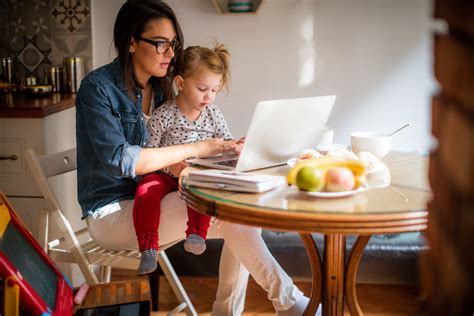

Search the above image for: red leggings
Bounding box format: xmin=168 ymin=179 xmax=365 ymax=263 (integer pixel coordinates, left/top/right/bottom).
xmin=133 ymin=173 xmax=211 ymax=252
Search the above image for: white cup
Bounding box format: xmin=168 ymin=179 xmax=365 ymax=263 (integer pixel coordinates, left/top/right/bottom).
xmin=350 ymin=131 xmax=391 ymax=158
xmin=317 ymin=127 xmax=334 ymax=151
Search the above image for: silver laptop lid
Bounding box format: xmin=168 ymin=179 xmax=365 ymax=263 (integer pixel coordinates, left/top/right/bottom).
xmin=235 ymin=95 xmax=335 ymax=171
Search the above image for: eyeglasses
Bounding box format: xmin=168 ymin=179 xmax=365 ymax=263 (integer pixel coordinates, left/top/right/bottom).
xmin=136 ymin=35 xmax=179 ymax=54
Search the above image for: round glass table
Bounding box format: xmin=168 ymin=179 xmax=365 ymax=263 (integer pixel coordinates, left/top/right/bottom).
xmin=180 ymin=151 xmax=430 ymax=315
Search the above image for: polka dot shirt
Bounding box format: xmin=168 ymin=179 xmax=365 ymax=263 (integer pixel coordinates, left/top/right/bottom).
xmin=147 ymin=99 xmax=233 ymax=175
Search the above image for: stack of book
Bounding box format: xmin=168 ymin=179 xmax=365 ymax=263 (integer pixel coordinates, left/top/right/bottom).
xmin=187 ymin=169 xmax=286 ymax=193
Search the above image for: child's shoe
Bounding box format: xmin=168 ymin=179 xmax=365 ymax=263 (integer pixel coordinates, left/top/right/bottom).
xmin=183 ymin=234 xmax=206 ymax=255
xmin=138 ymin=249 xmax=157 ymax=274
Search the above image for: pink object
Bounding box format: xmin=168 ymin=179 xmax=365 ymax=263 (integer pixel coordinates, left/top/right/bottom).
xmin=325 ymin=167 xmax=355 ymax=192
xmin=74 ymin=283 xmax=89 ymax=305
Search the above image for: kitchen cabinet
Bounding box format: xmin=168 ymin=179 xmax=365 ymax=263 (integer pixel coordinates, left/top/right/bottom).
xmin=0 ymin=92 xmax=82 ymax=243
xmin=1 ymin=92 xmax=86 ymax=286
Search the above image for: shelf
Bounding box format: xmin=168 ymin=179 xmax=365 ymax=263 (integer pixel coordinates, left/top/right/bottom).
xmin=212 ymin=0 xmax=264 ymax=15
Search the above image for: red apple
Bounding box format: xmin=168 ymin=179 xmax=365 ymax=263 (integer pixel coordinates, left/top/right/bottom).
xmin=325 ymin=167 xmax=355 ymax=192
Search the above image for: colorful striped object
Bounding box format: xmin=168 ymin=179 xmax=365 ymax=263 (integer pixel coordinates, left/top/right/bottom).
xmin=228 ymin=0 xmax=253 ymax=12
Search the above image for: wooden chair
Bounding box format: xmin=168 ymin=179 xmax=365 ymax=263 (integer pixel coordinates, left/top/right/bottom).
xmin=25 ymin=148 xmax=197 ymax=315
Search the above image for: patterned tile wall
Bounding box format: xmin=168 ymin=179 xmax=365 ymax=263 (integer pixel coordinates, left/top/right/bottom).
xmin=0 ymin=0 xmax=91 ymax=83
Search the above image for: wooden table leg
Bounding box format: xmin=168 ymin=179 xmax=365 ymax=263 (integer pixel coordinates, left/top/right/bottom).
xmin=299 ymin=233 xmax=322 ymax=315
xmin=345 ymin=235 xmax=371 ymax=316
xmin=323 ymin=234 xmax=346 ymax=316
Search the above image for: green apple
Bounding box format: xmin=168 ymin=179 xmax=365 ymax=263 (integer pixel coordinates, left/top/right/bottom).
xmin=296 ymin=166 xmax=326 ymax=192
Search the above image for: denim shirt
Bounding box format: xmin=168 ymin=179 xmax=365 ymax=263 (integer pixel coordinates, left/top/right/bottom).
xmin=76 ymin=58 xmax=164 ymax=217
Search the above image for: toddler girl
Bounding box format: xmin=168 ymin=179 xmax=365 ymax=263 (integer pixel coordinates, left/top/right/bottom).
xmin=133 ymin=43 xmax=240 ymax=274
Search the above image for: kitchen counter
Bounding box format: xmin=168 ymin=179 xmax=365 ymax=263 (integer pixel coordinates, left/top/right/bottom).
xmin=0 ymin=92 xmax=76 ymax=118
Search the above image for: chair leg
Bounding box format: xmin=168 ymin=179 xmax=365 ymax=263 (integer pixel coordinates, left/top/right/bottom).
xmin=77 ymin=262 xmax=100 ymax=285
xmin=99 ymin=266 xmax=112 ymax=283
xmin=38 ymin=206 xmax=49 ymax=252
xmin=149 ymin=270 xmax=160 ymax=311
xmin=157 ymin=251 xmax=197 ymax=316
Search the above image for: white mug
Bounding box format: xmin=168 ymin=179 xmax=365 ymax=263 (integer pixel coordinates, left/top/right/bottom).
xmin=317 ymin=127 xmax=334 ymax=150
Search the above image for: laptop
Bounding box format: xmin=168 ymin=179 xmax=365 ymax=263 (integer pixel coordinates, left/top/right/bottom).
xmin=187 ymin=95 xmax=335 ymax=172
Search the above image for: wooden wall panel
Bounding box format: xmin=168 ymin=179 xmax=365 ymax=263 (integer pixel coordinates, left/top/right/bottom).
xmin=425 ymin=1 xmax=474 ymax=314
xmin=435 ymin=96 xmax=473 ymax=196
xmin=434 ymin=35 xmax=474 ymax=112
xmin=434 ymin=0 xmax=474 ymax=36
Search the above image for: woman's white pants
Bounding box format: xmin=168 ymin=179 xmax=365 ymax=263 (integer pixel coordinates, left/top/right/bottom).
xmin=86 ymin=192 xmax=304 ymax=315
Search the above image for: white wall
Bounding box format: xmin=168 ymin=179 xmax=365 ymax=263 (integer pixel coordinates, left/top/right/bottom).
xmin=92 ymin=0 xmax=434 ymax=152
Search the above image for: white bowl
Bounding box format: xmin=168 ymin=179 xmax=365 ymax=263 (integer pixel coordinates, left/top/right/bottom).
xmin=350 ymin=131 xmax=391 ymax=158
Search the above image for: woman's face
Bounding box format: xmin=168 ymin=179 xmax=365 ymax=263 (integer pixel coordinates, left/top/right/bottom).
xmin=130 ymin=18 xmax=176 ymax=83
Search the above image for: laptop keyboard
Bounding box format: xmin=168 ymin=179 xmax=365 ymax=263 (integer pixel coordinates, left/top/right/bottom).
xmin=215 ymin=159 xmax=239 ymax=167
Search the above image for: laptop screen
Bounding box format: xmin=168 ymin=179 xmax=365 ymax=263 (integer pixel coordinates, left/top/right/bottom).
xmin=187 ymin=95 xmax=335 ymax=172
xmin=235 ymin=95 xmax=335 ymax=171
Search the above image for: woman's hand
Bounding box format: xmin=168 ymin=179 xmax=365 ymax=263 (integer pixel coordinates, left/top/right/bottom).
xmin=193 ymin=138 xmax=239 ymax=158
xmin=136 ymin=139 xmax=238 ymax=175
xmin=169 ymin=161 xmax=189 ymax=177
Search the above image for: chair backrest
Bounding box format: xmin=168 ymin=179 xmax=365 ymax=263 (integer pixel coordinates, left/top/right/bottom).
xmin=25 ymin=148 xmax=99 ymax=284
xmin=25 ymin=148 xmax=77 ymax=215
xmin=37 ymin=148 xmax=77 ymax=177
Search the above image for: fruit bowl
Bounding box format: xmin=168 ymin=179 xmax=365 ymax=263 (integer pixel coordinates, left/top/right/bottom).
xmin=299 ymin=185 xmax=367 ymax=198
xmin=288 ymin=157 xmax=367 ymax=198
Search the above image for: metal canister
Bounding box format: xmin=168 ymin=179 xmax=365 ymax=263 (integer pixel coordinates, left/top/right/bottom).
xmin=45 ymin=66 xmax=63 ymax=92
xmin=63 ymin=57 xmax=84 ymax=93
xmin=0 ymin=57 xmax=13 ymax=84
xmin=20 ymin=76 xmax=37 ymax=87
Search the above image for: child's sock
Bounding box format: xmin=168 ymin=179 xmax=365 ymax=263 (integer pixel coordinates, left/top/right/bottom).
xmin=138 ymin=249 xmax=158 ymax=275
xmin=183 ymin=234 xmax=206 ymax=255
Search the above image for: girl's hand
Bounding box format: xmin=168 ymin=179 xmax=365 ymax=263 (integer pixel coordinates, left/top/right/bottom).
xmin=169 ymin=161 xmax=189 ymax=177
xmin=193 ymin=138 xmax=238 ymax=158
xmin=234 ymin=137 xmax=246 ymax=155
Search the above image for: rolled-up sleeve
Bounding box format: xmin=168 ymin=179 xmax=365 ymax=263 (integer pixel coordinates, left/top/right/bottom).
xmin=121 ymin=143 xmax=141 ymax=178
xmin=76 ymin=78 xmax=141 ymax=178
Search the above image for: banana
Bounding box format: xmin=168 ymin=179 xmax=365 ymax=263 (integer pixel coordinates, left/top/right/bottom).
xmin=354 ymin=174 xmax=367 ymax=189
xmin=287 ymin=157 xmax=366 ymax=185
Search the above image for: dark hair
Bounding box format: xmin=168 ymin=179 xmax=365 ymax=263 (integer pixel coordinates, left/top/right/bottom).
xmin=113 ymin=0 xmax=184 ymax=101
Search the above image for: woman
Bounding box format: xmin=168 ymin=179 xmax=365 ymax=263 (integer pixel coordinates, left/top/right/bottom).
xmin=76 ymin=1 xmax=309 ymax=314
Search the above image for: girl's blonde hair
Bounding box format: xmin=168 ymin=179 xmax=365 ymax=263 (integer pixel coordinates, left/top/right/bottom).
xmin=178 ymin=42 xmax=230 ymax=92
